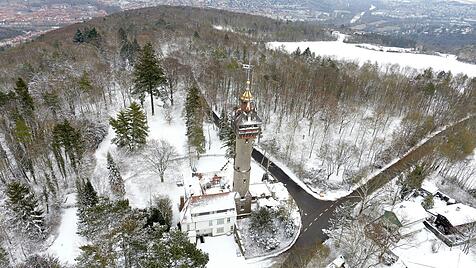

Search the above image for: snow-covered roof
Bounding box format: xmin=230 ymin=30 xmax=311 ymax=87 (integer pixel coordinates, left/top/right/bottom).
xmin=189 ymin=192 xmax=236 ymax=215
xmin=180 ymin=192 xmax=237 ymax=224
xmin=421 ymin=180 xmax=439 ymax=195
xmin=257 ymin=197 xmax=280 ymax=208
xmin=249 ymin=183 xmax=272 ymax=198
xmin=429 ymin=203 xmax=476 ymax=227
xmin=385 ymin=201 xmax=428 ymax=226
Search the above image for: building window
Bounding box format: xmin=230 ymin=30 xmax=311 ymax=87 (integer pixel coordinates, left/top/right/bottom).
xmin=217 ymin=218 xmax=224 ymax=225
xmin=217 ymin=227 xmax=224 ymax=234
xmin=227 ymin=217 xmax=231 ymax=223
xmin=240 ymin=205 xmax=244 ymax=211
xmin=243 ymin=179 xmax=247 ymax=184
xmin=209 ymin=220 xmax=213 ymax=226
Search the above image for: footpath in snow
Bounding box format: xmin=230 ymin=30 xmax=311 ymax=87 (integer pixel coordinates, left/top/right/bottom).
xmin=47 ymin=193 xmax=85 ymax=264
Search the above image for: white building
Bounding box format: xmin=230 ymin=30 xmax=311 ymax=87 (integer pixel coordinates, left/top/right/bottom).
xmin=180 ymin=192 xmax=237 ymax=243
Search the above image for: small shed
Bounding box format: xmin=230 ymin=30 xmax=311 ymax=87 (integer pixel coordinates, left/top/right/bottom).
xmin=383 ymin=201 xmax=428 ymax=236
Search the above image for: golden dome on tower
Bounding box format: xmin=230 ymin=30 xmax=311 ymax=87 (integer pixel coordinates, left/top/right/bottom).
xmin=240 ymin=82 xmax=254 ymax=102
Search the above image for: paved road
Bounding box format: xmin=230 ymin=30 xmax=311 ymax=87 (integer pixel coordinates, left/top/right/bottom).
xmin=252 ymin=116 xmax=475 ymax=267
xmin=210 ymin=106 xmax=475 ymax=267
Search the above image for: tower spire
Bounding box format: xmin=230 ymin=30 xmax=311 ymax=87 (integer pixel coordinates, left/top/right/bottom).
xmin=241 ymin=63 xmax=254 ymax=102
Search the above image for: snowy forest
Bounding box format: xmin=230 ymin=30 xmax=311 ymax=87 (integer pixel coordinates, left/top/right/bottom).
xmin=0 ymin=5 xmax=475 ymax=267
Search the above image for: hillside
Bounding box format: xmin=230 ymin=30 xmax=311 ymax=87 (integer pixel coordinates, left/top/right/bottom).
xmin=0 ymin=5 xmax=474 ymax=267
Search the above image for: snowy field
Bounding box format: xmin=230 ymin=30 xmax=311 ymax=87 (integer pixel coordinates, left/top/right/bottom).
xmin=267 ymin=37 xmax=476 ymax=77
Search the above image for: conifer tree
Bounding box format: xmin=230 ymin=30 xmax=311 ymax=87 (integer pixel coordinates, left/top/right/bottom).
xmin=222 ymin=122 xmax=236 ymax=158
xmin=127 ymin=102 xmax=149 ymax=150
xmin=110 ymin=102 xmax=149 ymax=151
xmin=218 ymin=110 xmax=235 ymax=158
xmin=14 ymin=77 xmax=34 ymax=115
xmin=218 ymin=110 xmax=228 ymax=140
xmin=73 ymin=29 xmax=84 ymax=43
xmin=82 ymin=179 xmax=99 ymax=209
xmin=106 ymin=152 xmax=125 ymax=199
xmin=109 ymin=110 xmax=130 ymax=148
xmin=184 ymin=85 xmax=205 ymax=157
xmin=52 ymin=120 xmax=83 ymax=172
xmin=132 ymin=42 xmax=166 ymax=115
xmin=14 ymin=115 xmax=32 ymax=144
xmin=5 ymin=181 xmax=45 ymax=238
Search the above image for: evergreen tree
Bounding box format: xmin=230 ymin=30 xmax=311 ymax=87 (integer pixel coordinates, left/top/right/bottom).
xmin=85 ymin=27 xmax=99 ymax=40
xmin=76 ymin=197 xmax=209 ymax=268
xmin=218 ymin=110 xmax=228 ymax=140
xmin=132 ymin=42 xmax=166 ymax=115
xmin=127 ymin=102 xmax=149 ymax=150
xmin=184 ymin=85 xmax=205 ymax=157
xmin=405 ymin=164 xmax=427 ymax=190
xmin=110 ymin=102 xmax=149 ymax=151
xmin=109 ymin=110 xmax=130 ymax=148
xmin=52 ymin=120 xmax=83 ymax=172
xmin=106 ymin=152 xmax=125 ymax=199
xmin=5 ymin=181 xmax=45 ymax=238
xmin=77 ymin=179 xmax=99 ymax=210
xmin=14 ymin=77 xmax=34 ymax=115
xmin=292 ymin=47 xmax=301 ymax=57
xmin=142 ymin=229 xmax=208 ymax=268
xmin=73 ymin=29 xmax=84 ymax=43
xmin=147 ymin=196 xmax=172 ymax=230
xmin=218 ymin=111 xmax=235 ymax=158
xmin=14 ymin=115 xmax=32 ymax=144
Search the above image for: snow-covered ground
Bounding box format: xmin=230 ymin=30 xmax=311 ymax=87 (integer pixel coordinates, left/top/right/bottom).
xmin=267 ymin=37 xmax=476 ymax=77
xmin=197 ymin=234 xmax=247 ymax=267
xmin=391 ymin=230 xmax=476 ymax=268
xmin=47 ymin=193 xmax=85 ymax=265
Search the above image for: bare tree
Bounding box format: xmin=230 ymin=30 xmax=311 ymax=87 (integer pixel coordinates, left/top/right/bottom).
xmin=145 ymin=140 xmax=177 ymax=182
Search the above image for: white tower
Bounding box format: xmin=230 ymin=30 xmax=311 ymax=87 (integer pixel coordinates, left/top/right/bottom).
xmin=232 ymin=65 xmax=262 ymax=215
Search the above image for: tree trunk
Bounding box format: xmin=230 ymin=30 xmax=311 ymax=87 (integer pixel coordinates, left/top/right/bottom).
xmin=149 ymin=87 xmax=155 ymax=116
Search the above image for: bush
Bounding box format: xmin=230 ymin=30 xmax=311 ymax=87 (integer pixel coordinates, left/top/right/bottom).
xmin=250 ymin=207 xmax=273 ymax=232
xmin=422 ymin=195 xmax=434 ymax=209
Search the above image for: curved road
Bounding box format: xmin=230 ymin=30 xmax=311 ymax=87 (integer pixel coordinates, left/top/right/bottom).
xmin=210 ymin=107 xmax=475 ymax=267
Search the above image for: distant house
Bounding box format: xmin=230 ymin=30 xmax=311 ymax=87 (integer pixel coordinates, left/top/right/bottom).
xmin=429 ymin=203 xmax=476 ymax=236
xmin=180 ymin=192 xmax=237 ymax=243
xmin=382 ymin=201 xmax=428 ymax=236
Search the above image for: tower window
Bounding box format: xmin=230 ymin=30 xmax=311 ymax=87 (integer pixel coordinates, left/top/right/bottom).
xmin=243 ymin=179 xmax=246 ymax=184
